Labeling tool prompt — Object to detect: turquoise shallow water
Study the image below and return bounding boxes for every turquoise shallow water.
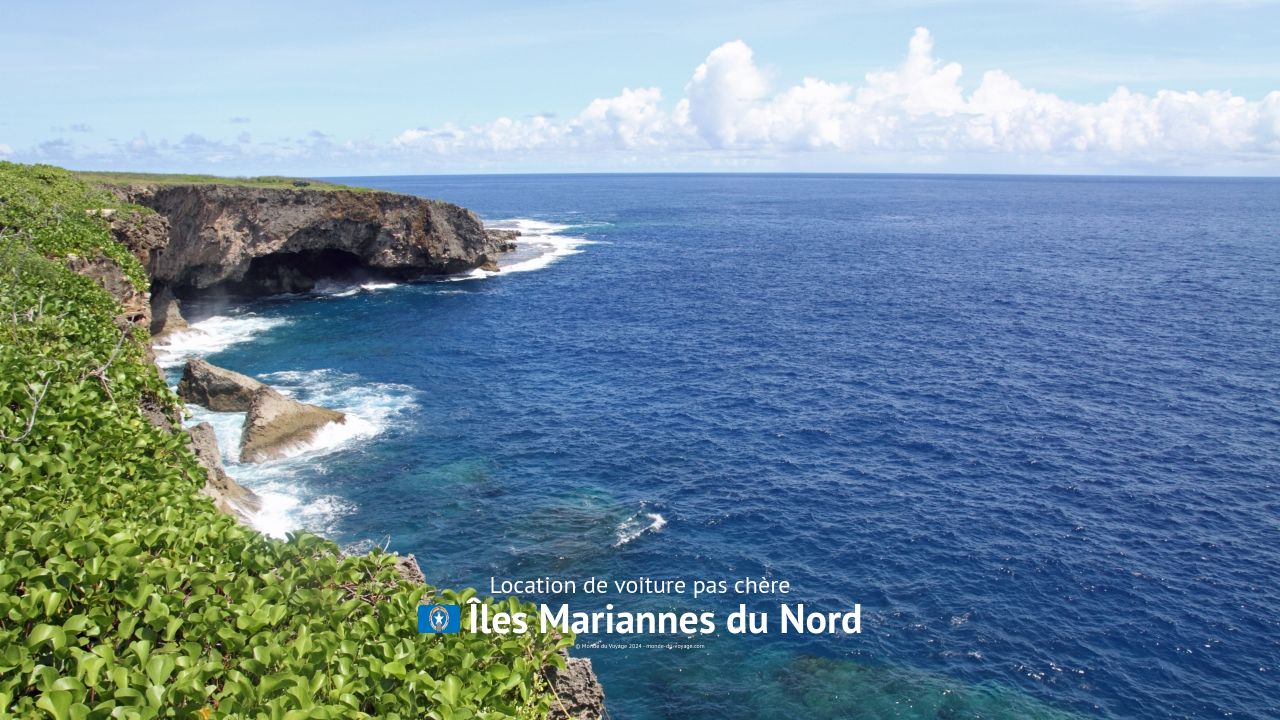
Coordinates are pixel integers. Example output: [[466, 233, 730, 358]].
[[168, 174, 1280, 719]]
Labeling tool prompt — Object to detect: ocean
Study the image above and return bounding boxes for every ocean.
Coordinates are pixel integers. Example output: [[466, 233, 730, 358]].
[[157, 174, 1280, 719]]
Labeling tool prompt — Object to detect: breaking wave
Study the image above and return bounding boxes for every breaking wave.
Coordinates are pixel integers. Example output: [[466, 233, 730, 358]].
[[615, 510, 668, 547], [154, 313, 287, 368]]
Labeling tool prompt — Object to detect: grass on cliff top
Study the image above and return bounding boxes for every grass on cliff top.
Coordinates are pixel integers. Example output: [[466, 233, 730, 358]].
[[0, 161, 568, 718], [0, 162, 152, 289], [76, 170, 372, 192]]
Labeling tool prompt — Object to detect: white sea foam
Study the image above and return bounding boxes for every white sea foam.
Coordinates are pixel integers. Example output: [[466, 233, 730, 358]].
[[183, 368, 415, 537], [614, 511, 667, 547], [247, 487, 358, 540], [167, 216, 590, 537], [155, 314, 287, 368], [312, 280, 401, 298], [448, 218, 595, 281]]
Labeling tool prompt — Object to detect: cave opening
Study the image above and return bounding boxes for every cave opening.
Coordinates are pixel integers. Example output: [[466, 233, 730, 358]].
[[234, 248, 372, 296]]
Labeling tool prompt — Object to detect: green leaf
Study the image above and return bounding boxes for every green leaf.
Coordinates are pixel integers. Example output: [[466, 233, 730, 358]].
[[441, 674, 461, 706], [28, 624, 66, 651], [145, 655, 174, 686], [36, 689, 72, 720]]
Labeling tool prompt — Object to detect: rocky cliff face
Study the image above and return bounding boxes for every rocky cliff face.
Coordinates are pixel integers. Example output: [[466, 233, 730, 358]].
[[66, 209, 171, 331], [113, 184, 508, 300]]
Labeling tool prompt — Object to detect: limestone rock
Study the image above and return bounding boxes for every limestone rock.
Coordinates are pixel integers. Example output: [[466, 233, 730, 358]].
[[112, 184, 512, 298], [394, 554, 426, 585], [138, 390, 180, 432], [240, 386, 345, 463], [177, 358, 264, 412], [486, 228, 520, 252], [150, 286, 188, 338], [64, 252, 150, 329], [547, 652, 607, 720], [108, 209, 170, 268], [186, 422, 261, 521]]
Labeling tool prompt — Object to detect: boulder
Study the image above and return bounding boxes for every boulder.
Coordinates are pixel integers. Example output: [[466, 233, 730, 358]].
[[240, 386, 345, 463], [177, 358, 264, 411], [186, 422, 261, 521]]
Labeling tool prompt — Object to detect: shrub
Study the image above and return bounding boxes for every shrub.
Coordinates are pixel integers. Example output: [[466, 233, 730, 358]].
[[0, 163, 568, 719]]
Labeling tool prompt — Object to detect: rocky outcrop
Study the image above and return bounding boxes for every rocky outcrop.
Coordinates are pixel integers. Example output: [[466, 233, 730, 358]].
[[177, 358, 264, 411], [150, 286, 188, 338], [185, 422, 262, 522], [67, 209, 170, 335], [112, 179, 606, 713], [487, 229, 520, 252], [107, 208, 170, 268], [240, 386, 346, 463], [64, 252, 151, 329], [547, 652, 607, 720], [138, 389, 181, 431], [393, 555, 426, 585], [109, 184, 511, 299]]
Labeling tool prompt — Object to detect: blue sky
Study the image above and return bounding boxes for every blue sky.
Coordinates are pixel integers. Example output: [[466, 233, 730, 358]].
[[2, 0, 1278, 175]]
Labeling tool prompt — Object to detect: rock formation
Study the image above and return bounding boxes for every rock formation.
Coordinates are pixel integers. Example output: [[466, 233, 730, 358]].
[[177, 358, 265, 411], [393, 555, 426, 585], [108, 183, 513, 299], [547, 652, 607, 720], [105, 179, 606, 713], [107, 208, 170, 269], [150, 286, 188, 338], [240, 386, 346, 463], [185, 422, 262, 521], [63, 253, 151, 329]]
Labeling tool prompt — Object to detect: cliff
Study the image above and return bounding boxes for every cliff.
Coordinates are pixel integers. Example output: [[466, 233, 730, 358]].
[[3, 159, 604, 712], [3, 162, 602, 718], [107, 183, 514, 304]]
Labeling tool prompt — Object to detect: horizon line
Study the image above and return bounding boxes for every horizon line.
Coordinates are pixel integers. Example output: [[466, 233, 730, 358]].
[[46, 163, 1280, 182]]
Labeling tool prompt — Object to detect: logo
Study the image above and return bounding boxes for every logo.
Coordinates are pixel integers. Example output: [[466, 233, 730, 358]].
[[418, 604, 461, 634]]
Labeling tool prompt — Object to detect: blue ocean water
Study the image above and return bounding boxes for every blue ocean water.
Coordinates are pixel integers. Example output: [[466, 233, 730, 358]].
[[171, 175, 1280, 719]]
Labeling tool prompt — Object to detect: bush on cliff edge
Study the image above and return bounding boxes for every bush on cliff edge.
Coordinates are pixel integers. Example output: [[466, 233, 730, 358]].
[[0, 162, 570, 719]]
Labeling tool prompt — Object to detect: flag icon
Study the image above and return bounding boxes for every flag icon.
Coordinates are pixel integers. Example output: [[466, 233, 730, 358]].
[[418, 604, 461, 634]]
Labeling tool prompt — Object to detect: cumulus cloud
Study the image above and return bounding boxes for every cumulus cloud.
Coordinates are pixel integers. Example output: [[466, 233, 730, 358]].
[[386, 27, 1280, 170], [10, 28, 1280, 173], [682, 40, 771, 147], [0, 144, 13, 157]]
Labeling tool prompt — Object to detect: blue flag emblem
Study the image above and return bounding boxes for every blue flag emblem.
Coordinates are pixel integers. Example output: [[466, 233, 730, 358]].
[[418, 604, 461, 634]]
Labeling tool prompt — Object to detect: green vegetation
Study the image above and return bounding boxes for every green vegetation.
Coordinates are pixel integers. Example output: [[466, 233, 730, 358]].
[[1, 164, 153, 289], [0, 162, 569, 718], [75, 171, 370, 193]]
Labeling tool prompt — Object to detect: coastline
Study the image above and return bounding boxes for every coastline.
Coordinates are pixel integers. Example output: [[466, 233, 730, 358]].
[[127, 177, 608, 718], [0, 162, 604, 718]]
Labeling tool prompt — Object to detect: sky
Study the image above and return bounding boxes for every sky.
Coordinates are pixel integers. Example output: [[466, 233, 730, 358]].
[[2, 0, 1279, 176]]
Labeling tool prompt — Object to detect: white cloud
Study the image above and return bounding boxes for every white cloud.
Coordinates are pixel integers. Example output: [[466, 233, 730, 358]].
[[385, 27, 1280, 170], [683, 40, 771, 147], [579, 87, 670, 149], [859, 27, 965, 116], [10, 28, 1280, 173], [0, 143, 13, 157]]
